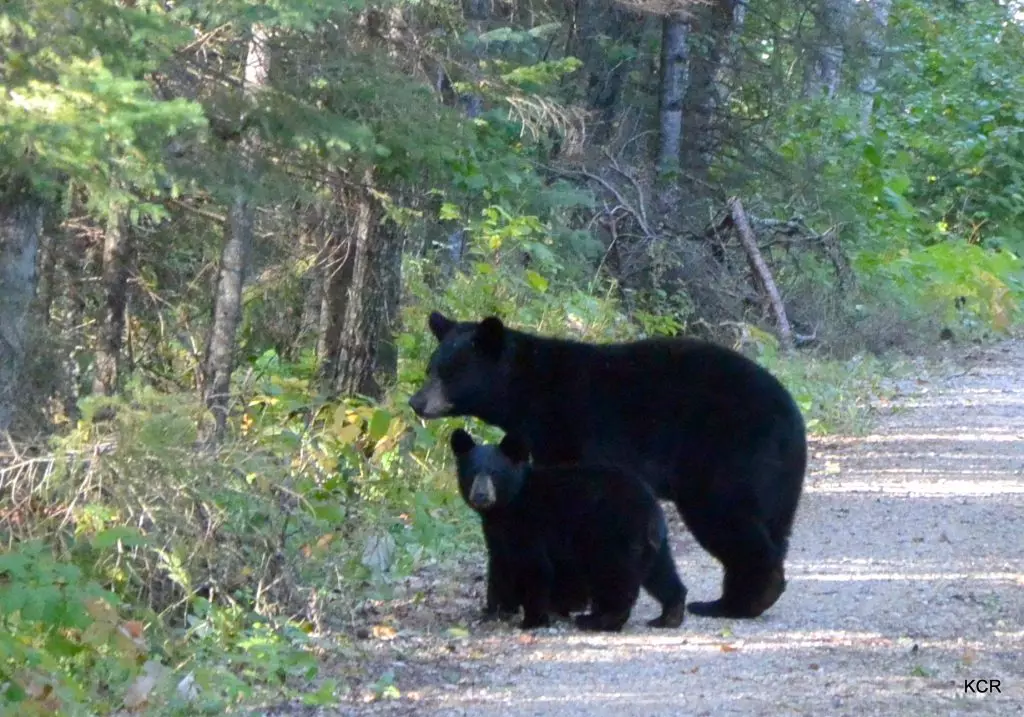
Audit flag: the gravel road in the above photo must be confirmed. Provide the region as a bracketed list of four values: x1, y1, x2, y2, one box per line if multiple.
[334, 340, 1024, 717]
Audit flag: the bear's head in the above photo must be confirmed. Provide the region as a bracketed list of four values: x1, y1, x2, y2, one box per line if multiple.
[449, 428, 530, 512]
[408, 312, 510, 422]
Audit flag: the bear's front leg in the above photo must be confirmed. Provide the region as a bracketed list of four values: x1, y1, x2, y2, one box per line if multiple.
[517, 541, 554, 630]
[483, 561, 520, 620]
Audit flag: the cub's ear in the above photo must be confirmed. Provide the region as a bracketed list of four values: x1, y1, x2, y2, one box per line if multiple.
[498, 433, 531, 464]
[473, 316, 505, 358]
[450, 428, 476, 455]
[428, 311, 456, 341]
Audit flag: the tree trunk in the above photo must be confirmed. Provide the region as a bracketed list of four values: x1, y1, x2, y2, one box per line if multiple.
[682, 0, 746, 190]
[372, 219, 403, 389]
[572, 1, 643, 145]
[35, 225, 58, 325]
[316, 222, 355, 389]
[296, 262, 323, 350]
[803, 0, 852, 100]
[332, 169, 399, 400]
[0, 194, 44, 433]
[92, 212, 132, 396]
[201, 25, 269, 443]
[657, 15, 689, 178]
[60, 231, 89, 426]
[856, 0, 892, 132]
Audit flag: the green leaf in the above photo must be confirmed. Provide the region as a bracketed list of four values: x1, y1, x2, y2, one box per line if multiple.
[303, 679, 340, 707]
[863, 143, 882, 167]
[337, 423, 362, 445]
[525, 270, 549, 293]
[311, 502, 345, 525]
[93, 526, 148, 549]
[439, 202, 462, 221]
[368, 409, 392, 442]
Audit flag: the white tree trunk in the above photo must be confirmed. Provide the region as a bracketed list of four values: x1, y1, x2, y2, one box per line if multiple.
[657, 15, 689, 177]
[202, 25, 269, 443]
[804, 0, 853, 100]
[857, 0, 893, 132]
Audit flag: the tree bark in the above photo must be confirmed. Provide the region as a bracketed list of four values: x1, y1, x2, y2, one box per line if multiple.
[201, 25, 269, 443]
[372, 218, 403, 389]
[856, 0, 893, 132]
[34, 225, 58, 326]
[92, 212, 133, 396]
[682, 0, 746, 188]
[0, 194, 44, 433]
[729, 198, 794, 352]
[803, 0, 853, 100]
[297, 262, 323, 350]
[332, 170, 400, 400]
[316, 221, 355, 389]
[657, 15, 689, 178]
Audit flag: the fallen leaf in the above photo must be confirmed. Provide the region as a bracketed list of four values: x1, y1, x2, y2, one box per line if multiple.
[122, 621, 145, 639]
[371, 624, 397, 640]
[446, 626, 470, 639]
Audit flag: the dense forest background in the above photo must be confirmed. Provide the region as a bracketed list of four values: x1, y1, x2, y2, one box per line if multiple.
[1, 0, 1023, 711]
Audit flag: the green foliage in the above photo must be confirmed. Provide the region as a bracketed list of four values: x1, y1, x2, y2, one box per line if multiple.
[0, 540, 134, 715]
[733, 0, 1024, 339]
[0, 0, 206, 209]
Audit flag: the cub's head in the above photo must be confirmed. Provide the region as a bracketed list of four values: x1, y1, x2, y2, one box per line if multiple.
[408, 312, 510, 422]
[449, 428, 530, 513]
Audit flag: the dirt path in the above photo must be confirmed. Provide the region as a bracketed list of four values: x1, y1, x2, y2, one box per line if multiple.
[335, 341, 1024, 716]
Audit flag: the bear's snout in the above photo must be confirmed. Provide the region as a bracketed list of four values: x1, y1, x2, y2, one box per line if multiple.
[470, 474, 497, 509]
[409, 380, 453, 418]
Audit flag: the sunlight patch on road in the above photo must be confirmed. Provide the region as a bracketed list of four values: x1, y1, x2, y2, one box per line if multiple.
[856, 430, 1024, 443]
[807, 477, 1024, 496]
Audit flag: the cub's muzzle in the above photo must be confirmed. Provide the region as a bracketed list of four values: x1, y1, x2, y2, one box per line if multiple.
[469, 474, 497, 510]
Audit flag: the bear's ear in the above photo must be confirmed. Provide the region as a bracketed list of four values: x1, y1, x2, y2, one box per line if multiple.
[450, 428, 476, 455]
[498, 433, 531, 464]
[473, 316, 505, 358]
[428, 311, 456, 341]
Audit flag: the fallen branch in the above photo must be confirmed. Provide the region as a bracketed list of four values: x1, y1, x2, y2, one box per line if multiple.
[729, 198, 795, 352]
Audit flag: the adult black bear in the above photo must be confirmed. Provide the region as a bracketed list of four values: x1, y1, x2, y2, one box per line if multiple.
[450, 428, 686, 631]
[411, 312, 807, 619]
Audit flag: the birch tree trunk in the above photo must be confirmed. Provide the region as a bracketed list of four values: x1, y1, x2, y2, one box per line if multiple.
[856, 0, 893, 132]
[201, 25, 269, 443]
[803, 0, 853, 100]
[0, 194, 44, 433]
[657, 15, 689, 178]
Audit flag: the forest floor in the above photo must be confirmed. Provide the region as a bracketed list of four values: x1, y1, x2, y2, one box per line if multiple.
[304, 339, 1024, 716]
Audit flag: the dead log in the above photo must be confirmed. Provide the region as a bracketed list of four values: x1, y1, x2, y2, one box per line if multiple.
[728, 197, 795, 352]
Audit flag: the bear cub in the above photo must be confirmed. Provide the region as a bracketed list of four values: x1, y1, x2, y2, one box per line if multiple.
[450, 428, 686, 632]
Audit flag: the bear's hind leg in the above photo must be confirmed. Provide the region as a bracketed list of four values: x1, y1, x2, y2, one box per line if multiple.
[574, 561, 641, 633]
[643, 536, 687, 628]
[685, 505, 785, 619]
